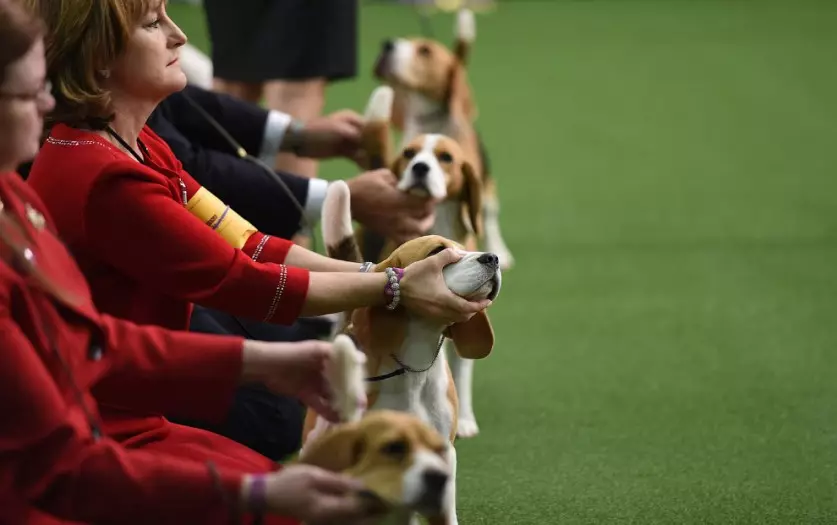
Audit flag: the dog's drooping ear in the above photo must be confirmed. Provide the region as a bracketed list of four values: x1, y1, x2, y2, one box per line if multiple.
[460, 160, 483, 236]
[298, 422, 364, 473]
[445, 310, 494, 360]
[351, 306, 408, 358]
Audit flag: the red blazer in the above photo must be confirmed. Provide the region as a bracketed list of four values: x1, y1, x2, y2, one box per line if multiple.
[27, 123, 309, 334]
[0, 173, 294, 525]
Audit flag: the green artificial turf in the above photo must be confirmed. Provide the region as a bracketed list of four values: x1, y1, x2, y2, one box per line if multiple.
[169, 1, 837, 522]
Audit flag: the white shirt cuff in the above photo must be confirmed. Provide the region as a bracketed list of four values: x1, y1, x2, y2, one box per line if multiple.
[303, 178, 330, 225]
[258, 110, 293, 163]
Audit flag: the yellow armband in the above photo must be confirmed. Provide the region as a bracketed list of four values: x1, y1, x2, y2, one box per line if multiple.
[186, 187, 257, 250]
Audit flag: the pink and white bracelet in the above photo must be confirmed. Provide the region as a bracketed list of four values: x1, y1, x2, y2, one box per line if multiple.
[384, 267, 404, 310]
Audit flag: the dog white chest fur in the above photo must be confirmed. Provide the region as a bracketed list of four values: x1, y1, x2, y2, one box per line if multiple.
[372, 322, 455, 442]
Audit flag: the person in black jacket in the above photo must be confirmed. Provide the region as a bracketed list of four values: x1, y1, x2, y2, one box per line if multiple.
[149, 84, 435, 245]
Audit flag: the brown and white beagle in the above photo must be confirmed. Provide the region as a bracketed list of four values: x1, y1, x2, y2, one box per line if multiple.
[371, 8, 515, 271]
[302, 180, 502, 525]
[298, 409, 454, 524]
[359, 89, 493, 439]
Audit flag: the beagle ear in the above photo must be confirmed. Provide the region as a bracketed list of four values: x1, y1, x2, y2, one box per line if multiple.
[351, 306, 408, 358]
[445, 310, 494, 359]
[297, 422, 364, 473]
[390, 153, 409, 185]
[460, 160, 483, 236]
[446, 64, 477, 122]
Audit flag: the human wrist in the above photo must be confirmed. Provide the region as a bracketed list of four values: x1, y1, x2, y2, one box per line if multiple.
[382, 267, 405, 310]
[280, 119, 306, 155]
[239, 474, 269, 514]
[240, 340, 271, 385]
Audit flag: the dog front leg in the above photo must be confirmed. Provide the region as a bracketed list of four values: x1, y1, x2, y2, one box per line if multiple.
[447, 343, 479, 438]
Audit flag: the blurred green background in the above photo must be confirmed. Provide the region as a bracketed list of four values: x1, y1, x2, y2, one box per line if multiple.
[169, 1, 837, 522]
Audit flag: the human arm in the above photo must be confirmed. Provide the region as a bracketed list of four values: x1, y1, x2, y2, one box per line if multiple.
[92, 313, 341, 422]
[0, 307, 246, 524]
[88, 165, 487, 325]
[148, 108, 311, 240]
[0, 308, 378, 524]
[164, 85, 365, 163]
[161, 84, 277, 157]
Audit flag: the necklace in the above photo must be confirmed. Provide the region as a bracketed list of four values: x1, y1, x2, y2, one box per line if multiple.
[104, 125, 188, 206]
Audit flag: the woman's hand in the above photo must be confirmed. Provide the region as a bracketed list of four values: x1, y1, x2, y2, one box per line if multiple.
[241, 340, 340, 422]
[244, 466, 386, 524]
[398, 248, 492, 325]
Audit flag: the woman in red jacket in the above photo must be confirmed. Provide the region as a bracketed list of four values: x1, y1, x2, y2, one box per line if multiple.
[25, 0, 491, 455]
[0, 2, 383, 523]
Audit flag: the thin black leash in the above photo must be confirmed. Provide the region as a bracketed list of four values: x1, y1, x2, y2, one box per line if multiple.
[344, 330, 445, 382]
[178, 92, 318, 255]
[176, 92, 328, 342]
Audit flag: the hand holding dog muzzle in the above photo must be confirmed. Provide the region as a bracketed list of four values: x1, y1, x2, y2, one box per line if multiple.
[245, 466, 386, 524]
[399, 247, 493, 325]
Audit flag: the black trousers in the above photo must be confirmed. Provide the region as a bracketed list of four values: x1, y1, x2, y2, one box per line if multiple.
[173, 305, 330, 461]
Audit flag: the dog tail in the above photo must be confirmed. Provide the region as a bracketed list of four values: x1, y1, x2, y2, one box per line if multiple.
[360, 85, 394, 170]
[454, 9, 476, 65]
[322, 180, 362, 264]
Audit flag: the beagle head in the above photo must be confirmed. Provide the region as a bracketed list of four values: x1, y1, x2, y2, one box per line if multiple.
[351, 235, 500, 361]
[298, 409, 452, 517]
[392, 134, 483, 235]
[373, 37, 476, 122]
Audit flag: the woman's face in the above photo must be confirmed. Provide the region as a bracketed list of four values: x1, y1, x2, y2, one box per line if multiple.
[0, 38, 54, 170]
[108, 1, 188, 105]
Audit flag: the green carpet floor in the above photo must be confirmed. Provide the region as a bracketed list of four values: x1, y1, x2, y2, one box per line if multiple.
[169, 1, 837, 522]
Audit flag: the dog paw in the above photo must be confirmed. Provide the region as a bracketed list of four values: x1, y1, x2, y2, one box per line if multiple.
[456, 417, 480, 438]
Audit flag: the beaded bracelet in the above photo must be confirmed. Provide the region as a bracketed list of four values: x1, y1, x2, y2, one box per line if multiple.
[384, 267, 405, 310]
[248, 474, 267, 517]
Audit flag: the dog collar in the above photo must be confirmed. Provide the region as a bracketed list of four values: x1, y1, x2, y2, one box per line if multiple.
[342, 331, 444, 383]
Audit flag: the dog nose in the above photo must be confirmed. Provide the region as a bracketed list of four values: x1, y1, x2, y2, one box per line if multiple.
[411, 162, 430, 179]
[422, 470, 448, 494]
[382, 39, 394, 53]
[477, 253, 499, 267]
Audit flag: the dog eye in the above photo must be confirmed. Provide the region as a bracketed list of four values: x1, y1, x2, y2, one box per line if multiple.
[403, 148, 417, 160]
[418, 45, 432, 57]
[437, 152, 453, 163]
[382, 439, 409, 458]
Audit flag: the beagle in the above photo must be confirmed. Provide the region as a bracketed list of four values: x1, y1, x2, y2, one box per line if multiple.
[359, 88, 490, 439]
[303, 180, 502, 525]
[372, 8, 515, 271]
[298, 409, 453, 524]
